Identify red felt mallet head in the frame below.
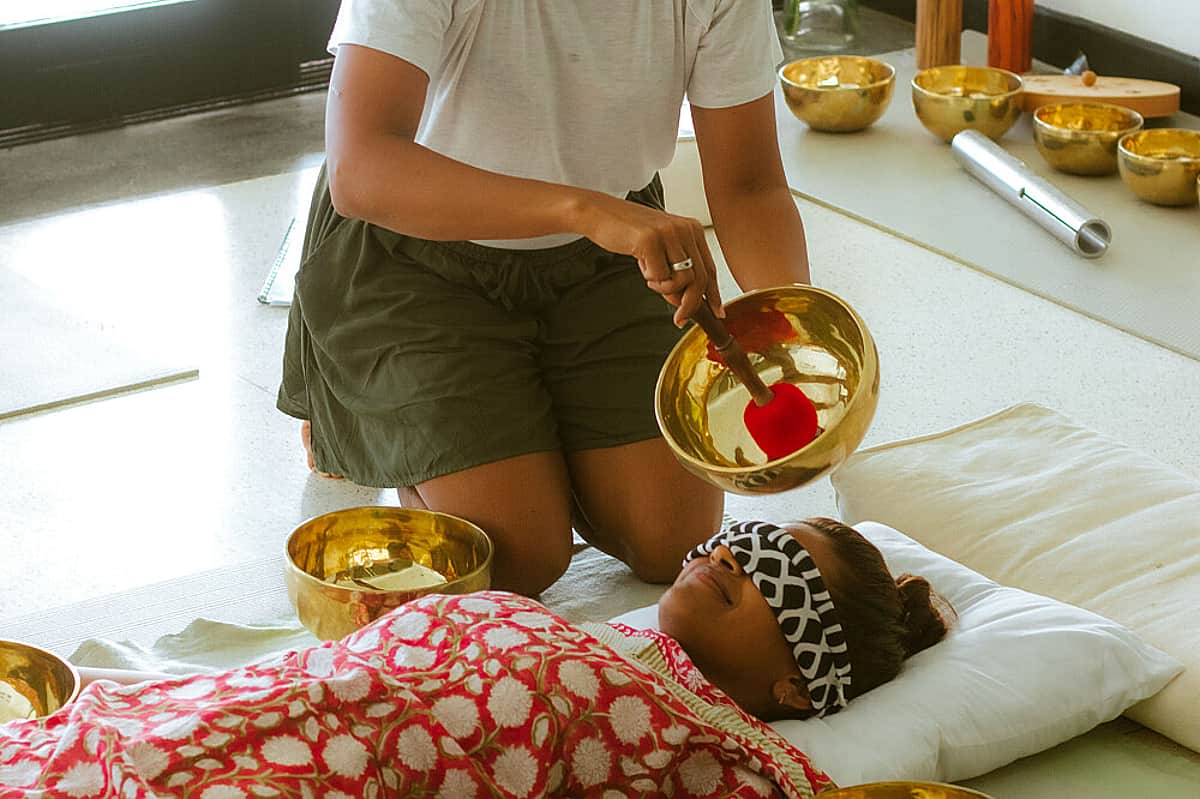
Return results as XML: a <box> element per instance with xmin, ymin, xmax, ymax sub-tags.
<box><xmin>692</xmin><ymin>303</ymin><xmax>820</xmax><ymax>460</ymax></box>
<box><xmin>743</xmin><ymin>381</ymin><xmax>819</xmax><ymax>460</ymax></box>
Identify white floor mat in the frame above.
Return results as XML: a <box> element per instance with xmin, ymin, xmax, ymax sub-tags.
<box><xmin>776</xmin><ymin>33</ymin><xmax>1200</xmax><ymax>361</ymax></box>
<box><xmin>0</xmin><ymin>268</ymin><xmax>196</xmax><ymax>420</ymax></box>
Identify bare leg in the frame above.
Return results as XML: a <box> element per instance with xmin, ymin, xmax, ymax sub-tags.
<box><xmin>397</xmin><ymin>485</ymin><xmax>428</xmax><ymax>509</ymax></box>
<box><xmin>568</xmin><ymin>438</ymin><xmax>724</xmax><ymax>583</ymax></box>
<box><xmin>409</xmin><ymin>451</ymin><xmax>576</xmax><ymax>597</ymax></box>
<box><xmin>300</xmin><ymin>420</ymin><xmax>343</xmax><ymax>479</ymax></box>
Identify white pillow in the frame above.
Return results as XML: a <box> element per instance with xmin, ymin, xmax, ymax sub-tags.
<box><xmin>609</xmin><ymin>522</ymin><xmax>1181</xmax><ymax>786</ymax></box>
<box><xmin>831</xmin><ymin>402</ymin><xmax>1200</xmax><ymax>751</ymax></box>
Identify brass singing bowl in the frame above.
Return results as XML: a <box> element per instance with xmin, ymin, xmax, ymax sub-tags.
<box><xmin>285</xmin><ymin>506</ymin><xmax>493</xmax><ymax>641</ymax></box>
<box><xmin>780</xmin><ymin>56</ymin><xmax>896</xmax><ymax>133</ymax></box>
<box><xmin>818</xmin><ymin>782</ymin><xmax>994</xmax><ymax>798</ymax></box>
<box><xmin>1117</xmin><ymin>128</ymin><xmax>1200</xmax><ymax>206</ymax></box>
<box><xmin>1032</xmin><ymin>102</ymin><xmax>1144</xmax><ymax>176</ymax></box>
<box><xmin>912</xmin><ymin>65</ymin><xmax>1023</xmax><ymax>142</ymax></box>
<box><xmin>656</xmin><ymin>286</ymin><xmax>879</xmax><ymax>495</ymax></box>
<box><xmin>0</xmin><ymin>640</ymin><xmax>80</xmax><ymax>724</ymax></box>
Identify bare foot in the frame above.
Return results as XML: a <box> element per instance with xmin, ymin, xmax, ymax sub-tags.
<box><xmin>301</xmin><ymin>420</ymin><xmax>343</xmax><ymax>479</ymax></box>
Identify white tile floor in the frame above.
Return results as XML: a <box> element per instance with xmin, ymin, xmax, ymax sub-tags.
<box><xmin>1</xmin><ymin>108</ymin><xmax>391</xmax><ymax>619</ymax></box>
<box><xmin>3</xmin><ymin>91</ymin><xmax>1199</xmax><ymax>630</ymax></box>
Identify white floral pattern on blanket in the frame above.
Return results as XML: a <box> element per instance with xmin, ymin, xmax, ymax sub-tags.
<box><xmin>0</xmin><ymin>592</ymin><xmax>830</xmax><ymax>798</ymax></box>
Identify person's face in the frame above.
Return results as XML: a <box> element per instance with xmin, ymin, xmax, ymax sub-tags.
<box><xmin>657</xmin><ymin>522</ymin><xmax>839</xmax><ymax>721</ymax></box>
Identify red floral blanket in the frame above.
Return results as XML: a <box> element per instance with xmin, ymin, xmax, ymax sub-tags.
<box><xmin>0</xmin><ymin>592</ymin><xmax>831</xmax><ymax>797</ymax></box>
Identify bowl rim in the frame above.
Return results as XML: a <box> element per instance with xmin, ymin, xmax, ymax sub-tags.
<box><xmin>0</xmin><ymin>638</ymin><xmax>81</xmax><ymax>717</ymax></box>
<box><xmin>778</xmin><ymin>56</ymin><xmax>896</xmax><ymax>92</ymax></box>
<box><xmin>1031</xmin><ymin>101</ymin><xmax>1144</xmax><ymax>135</ymax></box>
<box><xmin>1117</xmin><ymin>127</ymin><xmax>1200</xmax><ymax>164</ymax></box>
<box><xmin>284</xmin><ymin>505</ymin><xmax>494</xmax><ymax>594</ymax></box>
<box><xmin>818</xmin><ymin>781</ymin><xmax>995</xmax><ymax>798</ymax></box>
<box><xmin>654</xmin><ymin>284</ymin><xmax>877</xmax><ymax>475</ymax></box>
<box><xmin>910</xmin><ymin>64</ymin><xmax>1023</xmax><ymax>99</ymax></box>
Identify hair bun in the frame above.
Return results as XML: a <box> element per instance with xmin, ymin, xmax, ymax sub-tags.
<box><xmin>895</xmin><ymin>574</ymin><xmax>956</xmax><ymax>657</ymax></box>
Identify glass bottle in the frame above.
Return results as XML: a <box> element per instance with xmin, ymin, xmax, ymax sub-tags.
<box><xmin>778</xmin><ymin>0</ymin><xmax>861</xmax><ymax>55</ymax></box>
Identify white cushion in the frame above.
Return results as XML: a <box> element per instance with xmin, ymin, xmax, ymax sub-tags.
<box><xmin>831</xmin><ymin>402</ymin><xmax>1200</xmax><ymax>751</ymax></box>
<box><xmin>610</xmin><ymin>522</ymin><xmax>1181</xmax><ymax>785</ymax></box>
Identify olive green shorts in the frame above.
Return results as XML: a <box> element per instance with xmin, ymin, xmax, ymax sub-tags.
<box><xmin>278</xmin><ymin>166</ymin><xmax>682</xmax><ymax>488</ymax></box>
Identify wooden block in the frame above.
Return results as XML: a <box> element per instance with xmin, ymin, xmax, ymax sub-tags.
<box><xmin>1020</xmin><ymin>74</ymin><xmax>1181</xmax><ymax>118</ymax></box>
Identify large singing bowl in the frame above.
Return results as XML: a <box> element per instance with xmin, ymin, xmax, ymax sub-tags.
<box><xmin>818</xmin><ymin>782</ymin><xmax>994</xmax><ymax>799</ymax></box>
<box><xmin>912</xmin><ymin>65</ymin><xmax>1023</xmax><ymax>143</ymax></box>
<box><xmin>286</xmin><ymin>506</ymin><xmax>493</xmax><ymax>641</ymax></box>
<box><xmin>1118</xmin><ymin>128</ymin><xmax>1200</xmax><ymax>206</ymax></box>
<box><xmin>779</xmin><ymin>55</ymin><xmax>896</xmax><ymax>133</ymax></box>
<box><xmin>1</xmin><ymin>640</ymin><xmax>80</xmax><ymax>724</ymax></box>
<box><xmin>656</xmin><ymin>285</ymin><xmax>879</xmax><ymax>495</ymax></box>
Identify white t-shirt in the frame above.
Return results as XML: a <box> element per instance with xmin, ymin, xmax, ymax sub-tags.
<box><xmin>329</xmin><ymin>0</ymin><xmax>783</xmax><ymax>248</ymax></box>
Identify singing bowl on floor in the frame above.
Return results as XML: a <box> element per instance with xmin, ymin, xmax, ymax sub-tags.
<box><xmin>1032</xmin><ymin>102</ymin><xmax>1144</xmax><ymax>176</ymax></box>
<box><xmin>818</xmin><ymin>782</ymin><xmax>994</xmax><ymax>798</ymax></box>
<box><xmin>912</xmin><ymin>65</ymin><xmax>1023</xmax><ymax>142</ymax></box>
<box><xmin>0</xmin><ymin>640</ymin><xmax>80</xmax><ymax>724</ymax></box>
<box><xmin>1117</xmin><ymin>128</ymin><xmax>1200</xmax><ymax>206</ymax></box>
<box><xmin>779</xmin><ymin>55</ymin><xmax>896</xmax><ymax>132</ymax></box>
<box><xmin>656</xmin><ymin>286</ymin><xmax>879</xmax><ymax>495</ymax></box>
<box><xmin>285</xmin><ymin>506</ymin><xmax>493</xmax><ymax>641</ymax></box>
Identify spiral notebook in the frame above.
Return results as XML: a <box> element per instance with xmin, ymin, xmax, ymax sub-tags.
<box><xmin>257</xmin><ymin>218</ymin><xmax>301</xmax><ymax>307</ymax></box>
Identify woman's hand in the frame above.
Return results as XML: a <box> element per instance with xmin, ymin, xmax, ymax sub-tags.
<box><xmin>573</xmin><ymin>193</ymin><xmax>723</xmax><ymax>327</ymax></box>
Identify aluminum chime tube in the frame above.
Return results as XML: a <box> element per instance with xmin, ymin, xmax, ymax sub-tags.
<box><xmin>951</xmin><ymin>129</ymin><xmax>1112</xmax><ymax>258</ymax></box>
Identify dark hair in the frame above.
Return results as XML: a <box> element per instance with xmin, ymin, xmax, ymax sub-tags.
<box><xmin>801</xmin><ymin>517</ymin><xmax>956</xmax><ymax>699</ymax></box>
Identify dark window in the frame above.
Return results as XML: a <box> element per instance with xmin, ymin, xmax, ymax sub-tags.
<box><xmin>0</xmin><ymin>0</ymin><xmax>340</xmax><ymax>147</ymax></box>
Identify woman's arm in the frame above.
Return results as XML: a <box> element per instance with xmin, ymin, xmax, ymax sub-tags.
<box><xmin>325</xmin><ymin>44</ymin><xmax>721</xmax><ymax>324</ymax></box>
<box><xmin>691</xmin><ymin>94</ymin><xmax>811</xmax><ymax>291</ymax></box>
<box><xmin>326</xmin><ymin>45</ymin><xmax>579</xmax><ymax>242</ymax></box>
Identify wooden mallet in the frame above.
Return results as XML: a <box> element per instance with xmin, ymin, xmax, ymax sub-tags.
<box><xmin>692</xmin><ymin>303</ymin><xmax>819</xmax><ymax>460</ymax></box>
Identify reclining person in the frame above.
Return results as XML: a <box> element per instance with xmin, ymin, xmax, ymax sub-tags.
<box><xmin>657</xmin><ymin>516</ymin><xmax>957</xmax><ymax>721</ymax></box>
<box><xmin>0</xmin><ymin>519</ymin><xmax>954</xmax><ymax>798</ymax></box>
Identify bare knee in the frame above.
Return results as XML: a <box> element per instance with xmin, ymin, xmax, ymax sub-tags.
<box><xmin>490</xmin><ymin>530</ymin><xmax>573</xmax><ymax>597</ymax></box>
<box><xmin>618</xmin><ymin>518</ymin><xmax>719</xmax><ymax>585</ymax></box>
<box><xmin>406</xmin><ymin>452</ymin><xmax>580</xmax><ymax>597</ymax></box>
<box><xmin>567</xmin><ymin>439</ymin><xmax>724</xmax><ymax>585</ymax></box>
<box><xmin>399</xmin><ymin>485</ymin><xmax>572</xmax><ymax>595</ymax></box>
<box><xmin>626</xmin><ymin>547</ymin><xmax>683</xmax><ymax>584</ymax></box>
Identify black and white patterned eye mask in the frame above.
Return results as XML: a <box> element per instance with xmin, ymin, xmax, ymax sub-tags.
<box><xmin>683</xmin><ymin>520</ymin><xmax>853</xmax><ymax>716</ymax></box>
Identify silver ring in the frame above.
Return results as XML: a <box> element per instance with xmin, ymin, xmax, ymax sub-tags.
<box><xmin>670</xmin><ymin>257</ymin><xmax>694</xmax><ymax>272</ymax></box>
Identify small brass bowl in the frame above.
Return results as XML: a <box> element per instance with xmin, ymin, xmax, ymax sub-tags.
<box><xmin>779</xmin><ymin>56</ymin><xmax>896</xmax><ymax>133</ymax></box>
<box><xmin>818</xmin><ymin>781</ymin><xmax>994</xmax><ymax>798</ymax></box>
<box><xmin>1117</xmin><ymin>128</ymin><xmax>1200</xmax><ymax>206</ymax></box>
<box><xmin>912</xmin><ymin>65</ymin><xmax>1023</xmax><ymax>142</ymax></box>
<box><xmin>285</xmin><ymin>506</ymin><xmax>493</xmax><ymax>641</ymax></box>
<box><xmin>1</xmin><ymin>640</ymin><xmax>80</xmax><ymax>724</ymax></box>
<box><xmin>1032</xmin><ymin>102</ymin><xmax>1144</xmax><ymax>176</ymax></box>
<box><xmin>656</xmin><ymin>286</ymin><xmax>879</xmax><ymax>495</ymax></box>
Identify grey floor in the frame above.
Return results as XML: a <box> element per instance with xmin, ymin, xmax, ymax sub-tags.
<box><xmin>1</xmin><ymin>91</ymin><xmax>328</xmax><ymax>226</ymax></box>
<box><xmin>0</xmin><ymin>90</ymin><xmax>388</xmax><ymax>619</ymax></box>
